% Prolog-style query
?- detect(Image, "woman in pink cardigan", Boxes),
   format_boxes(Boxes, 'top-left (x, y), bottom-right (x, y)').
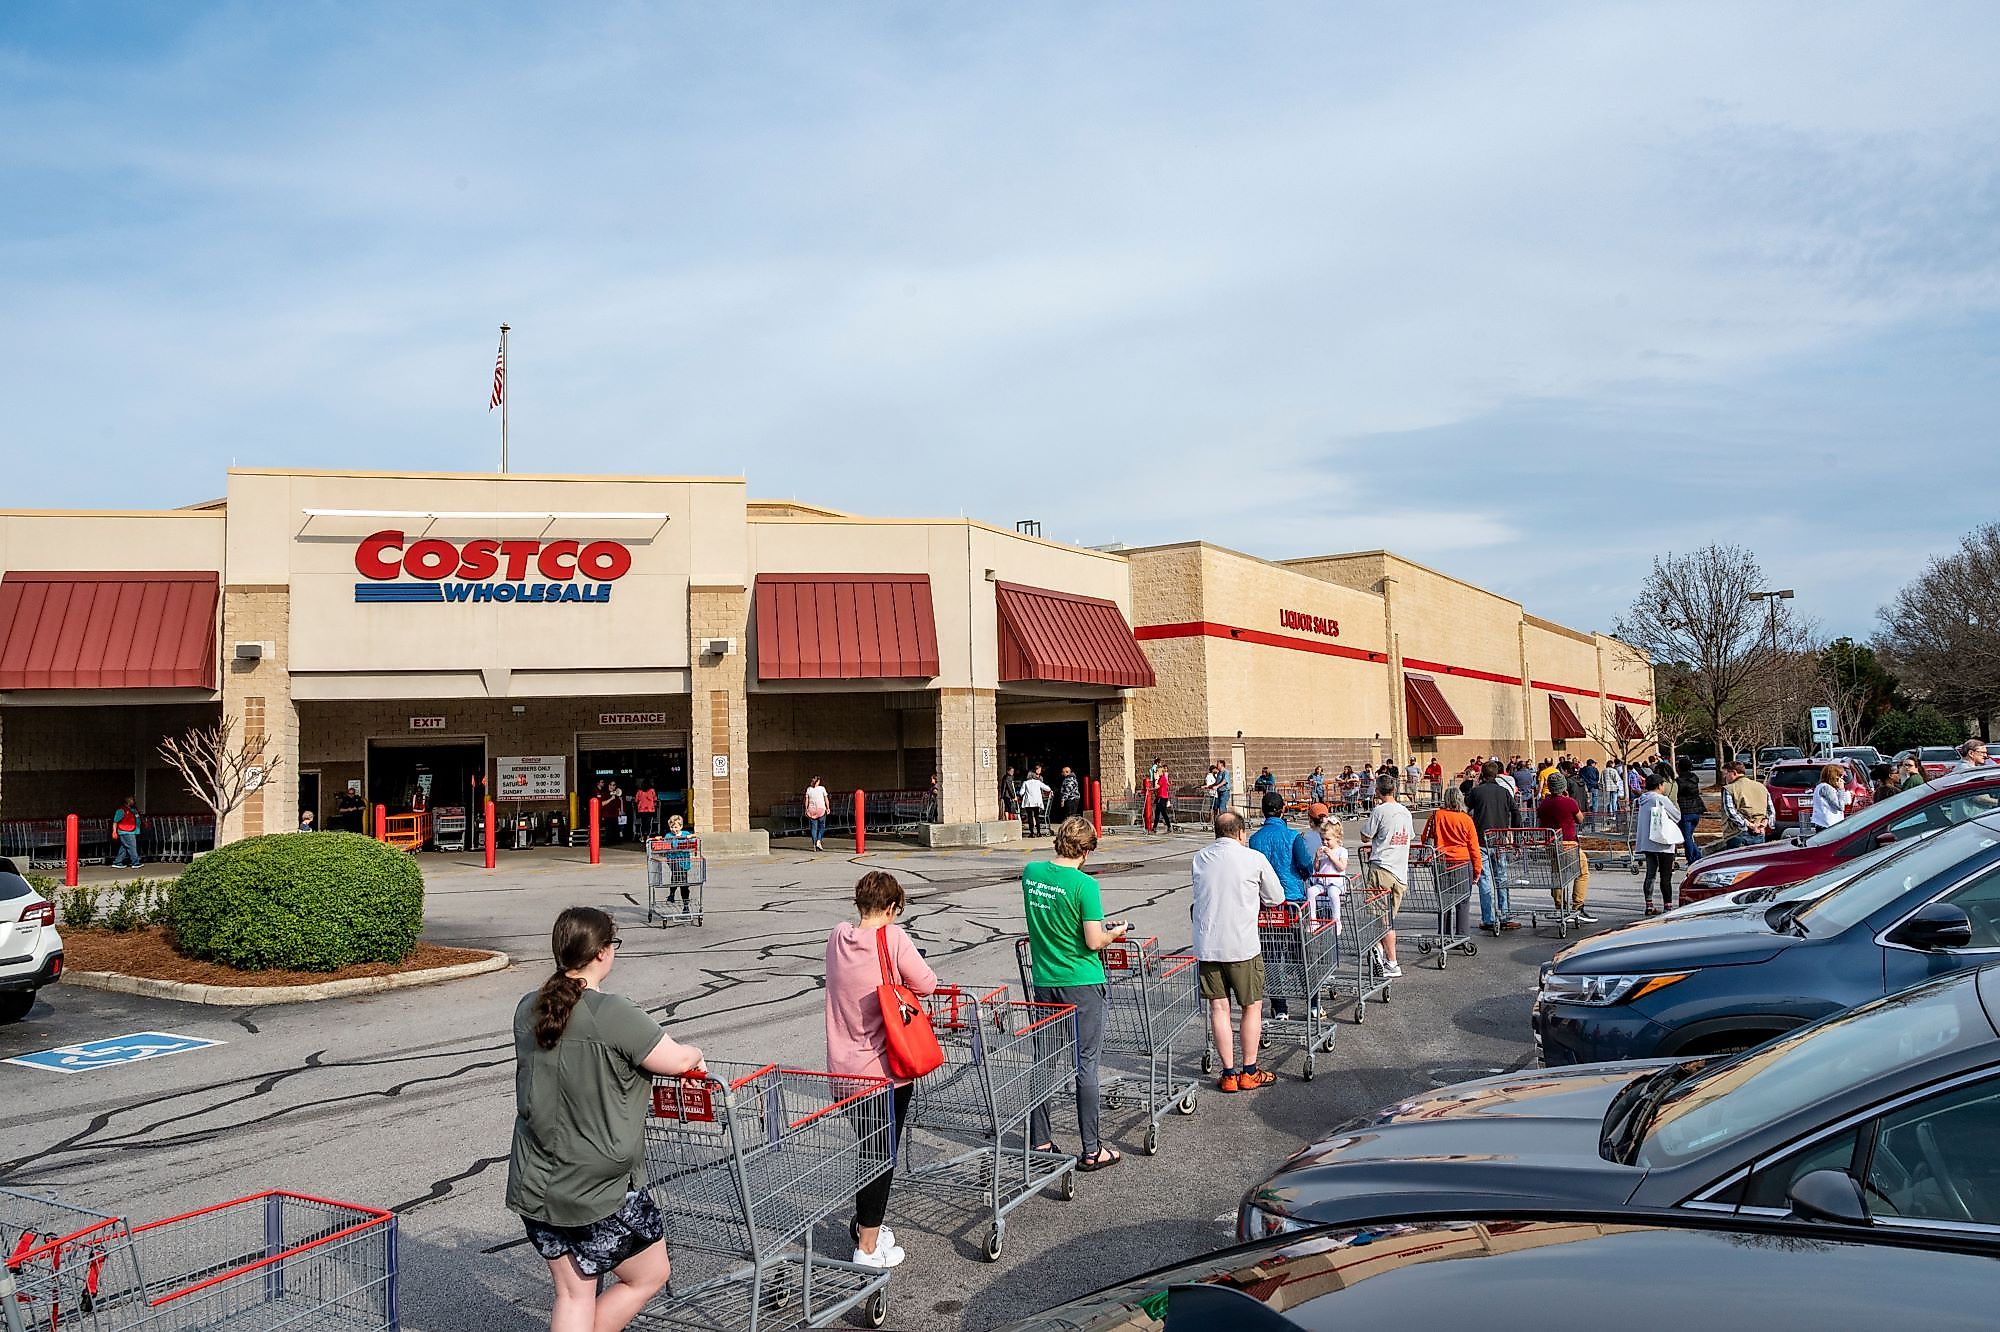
top-left (824, 870), bottom-right (937, 1271)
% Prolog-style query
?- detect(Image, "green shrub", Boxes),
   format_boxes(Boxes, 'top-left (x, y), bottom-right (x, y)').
top-left (170, 832), bottom-right (424, 972)
top-left (26, 870), bottom-right (62, 902)
top-left (145, 880), bottom-right (176, 928)
top-left (58, 882), bottom-right (102, 929)
top-left (103, 880), bottom-right (148, 933)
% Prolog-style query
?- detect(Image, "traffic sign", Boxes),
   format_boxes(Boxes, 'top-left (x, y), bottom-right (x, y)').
top-left (4, 1031), bottom-right (223, 1075)
top-left (1810, 707), bottom-right (1834, 738)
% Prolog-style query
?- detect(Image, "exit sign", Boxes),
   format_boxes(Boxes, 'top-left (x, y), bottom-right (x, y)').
top-left (410, 716), bottom-right (447, 731)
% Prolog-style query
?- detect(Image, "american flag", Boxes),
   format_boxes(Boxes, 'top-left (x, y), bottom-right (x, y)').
top-left (488, 337), bottom-right (506, 411)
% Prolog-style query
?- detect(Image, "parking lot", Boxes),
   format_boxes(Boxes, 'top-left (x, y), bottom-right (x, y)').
top-left (0, 829), bottom-right (1650, 1332)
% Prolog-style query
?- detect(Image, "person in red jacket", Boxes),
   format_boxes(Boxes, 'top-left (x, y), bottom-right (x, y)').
top-left (1153, 761), bottom-right (1175, 832)
top-left (1536, 774), bottom-right (1594, 923)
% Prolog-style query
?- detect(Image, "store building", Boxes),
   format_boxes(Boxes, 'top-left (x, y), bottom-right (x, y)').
top-left (1125, 542), bottom-right (1655, 783)
top-left (0, 468), bottom-right (1152, 853)
top-left (0, 469), bottom-right (1650, 855)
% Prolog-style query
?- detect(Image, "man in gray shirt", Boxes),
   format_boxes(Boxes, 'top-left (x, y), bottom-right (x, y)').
top-left (1191, 810), bottom-right (1286, 1092)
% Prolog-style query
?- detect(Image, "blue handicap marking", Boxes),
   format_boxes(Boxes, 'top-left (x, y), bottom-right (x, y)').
top-left (5, 1031), bottom-right (224, 1074)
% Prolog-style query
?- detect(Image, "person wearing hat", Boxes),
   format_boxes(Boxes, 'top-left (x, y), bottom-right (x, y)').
top-left (1535, 772), bottom-right (1594, 923)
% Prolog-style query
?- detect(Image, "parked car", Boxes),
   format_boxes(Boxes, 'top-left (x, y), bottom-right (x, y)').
top-left (1896, 746), bottom-right (1965, 779)
top-left (1833, 745), bottom-right (1887, 772)
top-left (1656, 834), bottom-right (1924, 922)
top-left (1013, 1208), bottom-right (2000, 1330)
top-left (1762, 757), bottom-right (1874, 831)
top-left (1232, 964), bottom-right (2000, 1248)
top-left (1533, 814), bottom-right (2000, 1065)
top-left (0, 857), bottom-right (63, 1023)
top-left (1680, 766), bottom-right (2000, 903)
top-left (1756, 746), bottom-right (1805, 770)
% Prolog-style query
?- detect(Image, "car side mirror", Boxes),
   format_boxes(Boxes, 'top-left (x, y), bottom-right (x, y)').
top-left (1894, 902), bottom-right (1975, 951)
top-left (1787, 1169), bottom-right (1871, 1227)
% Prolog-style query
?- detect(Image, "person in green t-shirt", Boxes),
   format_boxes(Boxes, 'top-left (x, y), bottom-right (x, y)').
top-left (1023, 815), bottom-right (1128, 1172)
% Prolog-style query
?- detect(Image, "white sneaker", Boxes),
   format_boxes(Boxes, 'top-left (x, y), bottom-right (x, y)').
top-left (1381, 961), bottom-right (1404, 979)
top-left (852, 1242), bottom-right (906, 1269)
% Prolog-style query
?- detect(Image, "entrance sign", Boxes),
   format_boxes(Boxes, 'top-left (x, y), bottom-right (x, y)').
top-left (599, 712), bottom-right (668, 727)
top-left (6, 1032), bottom-right (223, 1075)
top-left (497, 755), bottom-right (566, 800)
top-left (352, 529), bottom-right (632, 605)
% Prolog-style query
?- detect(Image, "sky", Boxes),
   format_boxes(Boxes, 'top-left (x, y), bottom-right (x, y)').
top-left (3, 2), bottom-right (1997, 640)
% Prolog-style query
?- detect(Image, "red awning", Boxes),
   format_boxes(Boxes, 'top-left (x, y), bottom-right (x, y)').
top-left (1549, 694), bottom-right (1587, 742)
top-left (1615, 703), bottom-right (1646, 742)
top-left (996, 582), bottom-right (1155, 688)
top-left (0, 571), bottom-right (219, 690)
top-left (1404, 673), bottom-right (1465, 738)
top-left (754, 573), bottom-right (940, 680)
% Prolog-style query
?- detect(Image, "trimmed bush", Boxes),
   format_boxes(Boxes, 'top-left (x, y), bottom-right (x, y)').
top-left (170, 832), bottom-right (424, 972)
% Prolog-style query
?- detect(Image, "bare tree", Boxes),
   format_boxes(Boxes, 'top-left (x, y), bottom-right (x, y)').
top-left (159, 715), bottom-right (282, 823)
top-left (1614, 544), bottom-right (1813, 766)
top-left (1879, 523), bottom-right (2000, 736)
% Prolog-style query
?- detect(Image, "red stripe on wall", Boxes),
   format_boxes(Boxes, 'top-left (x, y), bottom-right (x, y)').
top-left (1136, 624), bottom-right (1655, 708)
top-left (1133, 621), bottom-right (1387, 663)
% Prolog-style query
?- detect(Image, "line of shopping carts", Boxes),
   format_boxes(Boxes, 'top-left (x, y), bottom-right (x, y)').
top-left (1014, 935), bottom-right (1202, 1155)
top-left (0, 1186), bottom-right (398, 1332)
top-left (1481, 827), bottom-right (1587, 937)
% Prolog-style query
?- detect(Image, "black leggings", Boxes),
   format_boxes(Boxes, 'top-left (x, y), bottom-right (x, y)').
top-left (1642, 852), bottom-right (1677, 904)
top-left (854, 1083), bottom-right (914, 1230)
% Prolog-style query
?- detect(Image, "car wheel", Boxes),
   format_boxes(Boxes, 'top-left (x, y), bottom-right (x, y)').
top-left (0, 991), bottom-right (34, 1024)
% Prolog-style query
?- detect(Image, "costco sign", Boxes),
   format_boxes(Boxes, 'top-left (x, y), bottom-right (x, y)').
top-left (353, 530), bottom-right (632, 605)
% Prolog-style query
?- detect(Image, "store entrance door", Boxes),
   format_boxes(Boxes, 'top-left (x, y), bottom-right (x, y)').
top-left (578, 744), bottom-right (688, 841)
top-left (367, 739), bottom-right (486, 834)
top-left (1005, 720), bottom-right (1091, 808)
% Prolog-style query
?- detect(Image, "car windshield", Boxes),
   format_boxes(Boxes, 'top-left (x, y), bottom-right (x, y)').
top-left (1768, 768), bottom-right (1828, 790)
top-left (1798, 778), bottom-right (1961, 848)
top-left (1634, 973), bottom-right (1986, 1166)
top-left (1793, 820), bottom-right (2000, 935)
top-left (1773, 836), bottom-right (1921, 903)
top-left (0, 872), bottom-right (29, 903)
top-left (1923, 748), bottom-right (1963, 762)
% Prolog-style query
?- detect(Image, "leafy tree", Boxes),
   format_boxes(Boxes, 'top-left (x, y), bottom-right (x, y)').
top-left (1872, 706), bottom-right (1967, 755)
top-left (1815, 638), bottom-right (1899, 746)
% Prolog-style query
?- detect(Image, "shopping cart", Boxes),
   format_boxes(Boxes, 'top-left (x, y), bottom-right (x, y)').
top-left (1578, 807), bottom-right (1638, 872)
top-left (1481, 828), bottom-right (1586, 937)
top-left (898, 988), bottom-right (1078, 1262)
top-left (0, 1187), bottom-right (398, 1332)
top-left (1401, 846), bottom-right (1478, 969)
top-left (1013, 937), bottom-right (1200, 1154)
top-left (1243, 904), bottom-right (1341, 1079)
top-left (638, 1062), bottom-right (895, 1331)
top-left (1326, 877), bottom-right (1395, 1022)
top-left (645, 838), bottom-right (706, 927)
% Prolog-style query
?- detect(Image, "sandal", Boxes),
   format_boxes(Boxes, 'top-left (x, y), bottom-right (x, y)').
top-left (1030, 1142), bottom-right (1057, 1155)
top-left (1076, 1147), bottom-right (1122, 1172)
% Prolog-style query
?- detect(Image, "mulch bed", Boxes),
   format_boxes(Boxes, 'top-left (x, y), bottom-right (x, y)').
top-left (62, 927), bottom-right (492, 987)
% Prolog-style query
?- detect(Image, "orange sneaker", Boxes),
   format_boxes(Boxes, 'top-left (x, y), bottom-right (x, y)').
top-left (1239, 1069), bottom-right (1277, 1090)
top-left (1218, 1073), bottom-right (1242, 1093)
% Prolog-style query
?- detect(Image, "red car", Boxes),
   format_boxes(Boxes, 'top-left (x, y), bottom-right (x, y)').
top-left (1680, 766), bottom-right (2000, 902)
top-left (1893, 746), bottom-right (1962, 780)
top-left (1761, 757), bottom-right (1875, 830)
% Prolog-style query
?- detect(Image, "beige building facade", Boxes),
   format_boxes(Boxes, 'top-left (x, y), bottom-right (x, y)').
top-left (0, 470), bottom-right (1651, 853)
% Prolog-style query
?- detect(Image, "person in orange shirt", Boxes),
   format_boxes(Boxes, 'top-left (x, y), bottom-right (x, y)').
top-left (1422, 786), bottom-right (1483, 939)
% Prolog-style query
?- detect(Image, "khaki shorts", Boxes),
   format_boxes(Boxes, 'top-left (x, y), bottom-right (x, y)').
top-left (1198, 957), bottom-right (1266, 1006)
top-left (1365, 863), bottom-right (1407, 913)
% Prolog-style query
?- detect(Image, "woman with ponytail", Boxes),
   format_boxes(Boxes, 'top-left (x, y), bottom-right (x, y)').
top-left (507, 906), bottom-right (705, 1332)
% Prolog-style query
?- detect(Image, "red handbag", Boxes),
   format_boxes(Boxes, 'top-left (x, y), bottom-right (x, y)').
top-left (875, 927), bottom-right (943, 1080)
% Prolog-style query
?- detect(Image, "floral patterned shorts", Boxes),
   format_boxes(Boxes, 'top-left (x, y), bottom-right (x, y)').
top-left (523, 1190), bottom-right (665, 1277)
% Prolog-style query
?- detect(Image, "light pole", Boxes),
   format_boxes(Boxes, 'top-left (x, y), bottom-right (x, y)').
top-left (1747, 589), bottom-right (1795, 777)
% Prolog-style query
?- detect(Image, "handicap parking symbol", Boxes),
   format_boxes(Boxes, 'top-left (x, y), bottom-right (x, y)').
top-left (4, 1031), bottom-right (224, 1074)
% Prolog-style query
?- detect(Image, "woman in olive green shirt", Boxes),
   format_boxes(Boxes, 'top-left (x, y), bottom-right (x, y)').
top-left (508, 907), bottom-right (705, 1332)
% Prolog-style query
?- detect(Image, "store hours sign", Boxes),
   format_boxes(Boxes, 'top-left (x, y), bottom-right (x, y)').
top-left (352, 530), bottom-right (632, 605)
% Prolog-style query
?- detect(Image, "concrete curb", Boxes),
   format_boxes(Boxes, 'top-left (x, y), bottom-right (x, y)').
top-left (62, 950), bottom-right (513, 1006)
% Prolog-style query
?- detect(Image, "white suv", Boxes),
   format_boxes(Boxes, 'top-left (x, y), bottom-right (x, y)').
top-left (0, 857), bottom-right (64, 1023)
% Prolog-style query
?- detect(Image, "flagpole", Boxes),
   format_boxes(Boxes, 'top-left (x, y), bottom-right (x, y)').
top-left (498, 323), bottom-right (510, 474)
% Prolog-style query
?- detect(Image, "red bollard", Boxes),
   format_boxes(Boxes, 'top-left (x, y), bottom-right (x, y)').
top-left (588, 797), bottom-right (601, 865)
top-left (1090, 779), bottom-right (1103, 837)
top-left (484, 799), bottom-right (497, 870)
top-left (375, 804), bottom-right (388, 842)
top-left (854, 789), bottom-right (867, 856)
top-left (64, 814), bottom-right (79, 888)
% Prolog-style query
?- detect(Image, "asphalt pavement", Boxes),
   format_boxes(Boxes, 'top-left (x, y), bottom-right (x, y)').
top-left (0, 827), bottom-right (1653, 1331)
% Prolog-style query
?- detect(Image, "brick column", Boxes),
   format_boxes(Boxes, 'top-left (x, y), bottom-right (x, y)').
top-left (1381, 575), bottom-right (1408, 767)
top-left (219, 586), bottom-right (298, 845)
top-left (689, 586), bottom-right (750, 833)
top-left (935, 688), bottom-right (997, 824)
top-left (1093, 694), bottom-right (1136, 798)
